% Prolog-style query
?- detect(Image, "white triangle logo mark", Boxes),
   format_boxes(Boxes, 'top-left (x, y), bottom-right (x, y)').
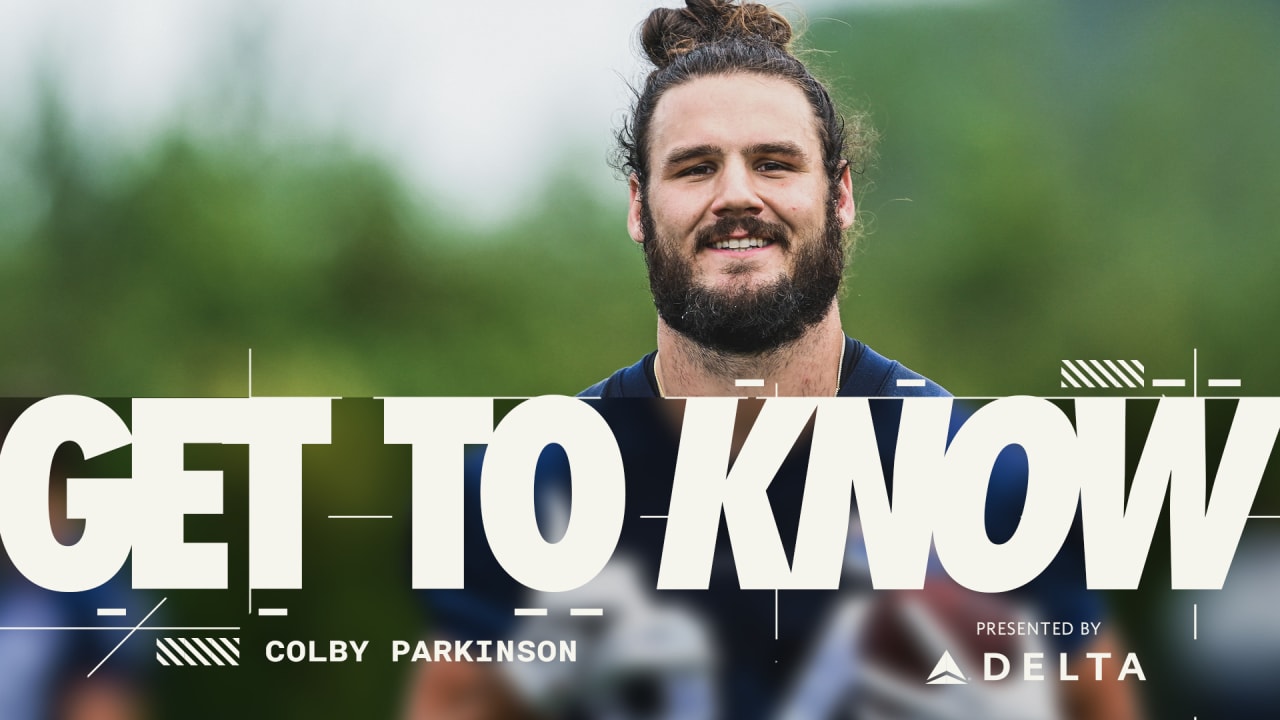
top-left (926, 650), bottom-right (967, 685)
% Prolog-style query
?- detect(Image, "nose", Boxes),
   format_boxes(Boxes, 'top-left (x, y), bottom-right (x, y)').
top-left (710, 158), bottom-right (763, 217)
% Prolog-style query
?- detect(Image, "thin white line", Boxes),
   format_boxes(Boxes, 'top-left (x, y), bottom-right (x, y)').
top-left (774, 590), bottom-right (779, 641)
top-left (570, 608), bottom-right (604, 617)
top-left (896, 378), bottom-right (926, 388)
top-left (328, 515), bottom-right (393, 519)
top-left (0, 626), bottom-right (240, 632)
top-left (88, 597), bottom-right (166, 678)
top-left (1248, 515), bottom-right (1280, 519)
top-left (97, 608), bottom-right (126, 617)
top-left (735, 378), bottom-right (765, 387)
top-left (258, 608), bottom-right (288, 617)
top-left (1152, 379), bottom-right (1186, 387)
top-left (248, 348), bottom-right (253, 398)
top-left (1193, 603), bottom-right (1198, 640)
top-left (514, 608), bottom-right (547, 617)
top-left (639, 515), bottom-right (669, 519)
top-left (1208, 379), bottom-right (1241, 388)
top-left (1193, 348), bottom-right (1198, 398)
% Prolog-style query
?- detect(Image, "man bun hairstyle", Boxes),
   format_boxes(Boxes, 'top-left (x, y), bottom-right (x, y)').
top-left (617, 0), bottom-right (868, 195)
top-left (639, 0), bottom-right (793, 68)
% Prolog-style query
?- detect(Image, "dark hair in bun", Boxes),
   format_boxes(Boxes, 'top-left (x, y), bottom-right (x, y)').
top-left (616, 0), bottom-right (868, 194)
top-left (640, 0), bottom-right (793, 69)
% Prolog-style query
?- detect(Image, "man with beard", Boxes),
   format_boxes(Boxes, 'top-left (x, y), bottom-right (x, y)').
top-left (408, 2), bottom-right (1140, 719)
top-left (579, 0), bottom-right (943, 400)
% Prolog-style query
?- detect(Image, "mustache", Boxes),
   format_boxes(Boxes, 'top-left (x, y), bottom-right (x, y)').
top-left (694, 216), bottom-right (789, 249)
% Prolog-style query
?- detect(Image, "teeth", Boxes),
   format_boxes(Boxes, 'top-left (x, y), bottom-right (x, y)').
top-left (711, 237), bottom-right (768, 250)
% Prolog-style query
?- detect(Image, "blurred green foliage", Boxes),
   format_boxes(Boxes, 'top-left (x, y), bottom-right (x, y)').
top-left (2, 0), bottom-right (1278, 717)
top-left (3, 0), bottom-right (1278, 400)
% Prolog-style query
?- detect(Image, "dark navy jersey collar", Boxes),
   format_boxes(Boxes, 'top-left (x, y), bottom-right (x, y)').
top-left (579, 336), bottom-right (949, 398)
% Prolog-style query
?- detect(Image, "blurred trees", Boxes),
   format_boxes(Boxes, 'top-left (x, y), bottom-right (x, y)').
top-left (806, 0), bottom-right (1280, 396)
top-left (3, 0), bottom-right (1276, 400)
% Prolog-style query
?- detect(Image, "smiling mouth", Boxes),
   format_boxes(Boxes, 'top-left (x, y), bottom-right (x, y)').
top-left (708, 237), bottom-right (771, 251)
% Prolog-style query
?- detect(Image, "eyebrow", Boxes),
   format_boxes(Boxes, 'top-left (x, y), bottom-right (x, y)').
top-left (664, 144), bottom-right (722, 168)
top-left (744, 141), bottom-right (809, 163)
top-left (662, 141), bottom-right (811, 169)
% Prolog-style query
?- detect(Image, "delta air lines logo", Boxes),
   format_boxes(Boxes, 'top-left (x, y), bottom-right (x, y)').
top-left (925, 650), bottom-right (967, 685)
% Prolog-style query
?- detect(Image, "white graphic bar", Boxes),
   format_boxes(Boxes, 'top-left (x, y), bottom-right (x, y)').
top-left (156, 637), bottom-right (240, 667)
top-left (88, 597), bottom-right (166, 678)
top-left (735, 378), bottom-right (765, 387)
top-left (896, 378), bottom-right (926, 388)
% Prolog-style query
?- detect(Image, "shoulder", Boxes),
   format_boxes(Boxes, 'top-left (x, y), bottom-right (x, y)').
top-left (578, 353), bottom-right (658, 398)
top-left (840, 338), bottom-right (950, 397)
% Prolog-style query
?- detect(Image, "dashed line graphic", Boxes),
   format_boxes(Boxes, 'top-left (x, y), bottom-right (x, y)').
top-left (88, 597), bottom-right (166, 678)
top-left (1060, 359), bottom-right (1144, 389)
top-left (156, 637), bottom-right (240, 667)
top-left (514, 608), bottom-right (606, 617)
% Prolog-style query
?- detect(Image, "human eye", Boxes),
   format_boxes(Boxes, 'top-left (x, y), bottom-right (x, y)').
top-left (677, 163), bottom-right (715, 178)
top-left (756, 159), bottom-right (792, 174)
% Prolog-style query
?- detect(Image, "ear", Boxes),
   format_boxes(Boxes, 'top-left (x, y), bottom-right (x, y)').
top-left (627, 174), bottom-right (645, 244)
top-left (835, 162), bottom-right (855, 230)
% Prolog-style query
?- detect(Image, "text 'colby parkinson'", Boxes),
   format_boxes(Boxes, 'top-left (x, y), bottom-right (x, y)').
top-left (392, 639), bottom-right (577, 663)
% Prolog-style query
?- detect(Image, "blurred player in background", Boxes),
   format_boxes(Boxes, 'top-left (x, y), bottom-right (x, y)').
top-left (0, 405), bottom-right (147, 720)
top-left (408, 2), bottom-right (1144, 718)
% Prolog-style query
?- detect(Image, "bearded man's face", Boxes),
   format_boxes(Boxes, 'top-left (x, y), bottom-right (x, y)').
top-left (628, 74), bottom-right (853, 355)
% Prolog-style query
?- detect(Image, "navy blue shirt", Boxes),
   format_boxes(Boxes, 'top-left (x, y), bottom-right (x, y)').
top-left (425, 338), bottom-right (1100, 719)
top-left (579, 337), bottom-right (949, 400)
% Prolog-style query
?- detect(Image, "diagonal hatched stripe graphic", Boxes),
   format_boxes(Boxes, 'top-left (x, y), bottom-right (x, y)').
top-left (1061, 359), bottom-right (1144, 389)
top-left (156, 637), bottom-right (240, 667)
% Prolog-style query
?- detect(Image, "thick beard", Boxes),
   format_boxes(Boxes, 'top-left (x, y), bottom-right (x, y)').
top-left (641, 199), bottom-right (845, 356)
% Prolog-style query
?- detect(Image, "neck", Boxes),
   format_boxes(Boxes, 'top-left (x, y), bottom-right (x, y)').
top-left (655, 304), bottom-right (846, 397)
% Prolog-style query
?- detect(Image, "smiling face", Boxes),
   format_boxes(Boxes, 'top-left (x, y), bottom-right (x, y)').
top-left (630, 73), bottom-right (856, 355)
